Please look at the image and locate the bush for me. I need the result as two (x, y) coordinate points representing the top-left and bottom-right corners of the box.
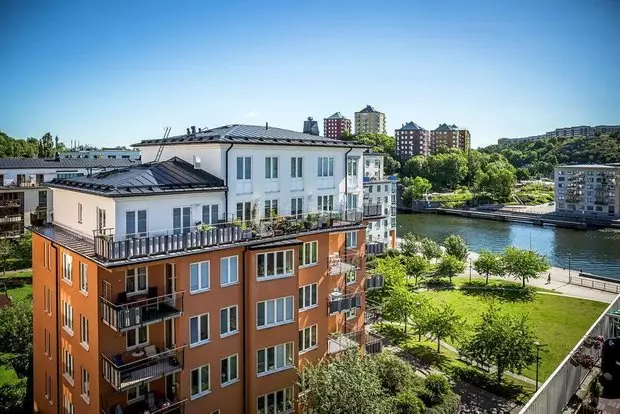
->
(421, 374), (451, 406)
(384, 248), (402, 258)
(393, 390), (426, 414)
(375, 351), (421, 396)
(447, 364), (527, 400)
(425, 392), (461, 414)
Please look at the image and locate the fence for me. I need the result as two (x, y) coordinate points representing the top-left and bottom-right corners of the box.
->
(520, 294), (620, 414)
(569, 274), (620, 294)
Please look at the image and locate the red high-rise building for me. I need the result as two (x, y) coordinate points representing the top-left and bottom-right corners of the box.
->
(323, 112), (352, 138)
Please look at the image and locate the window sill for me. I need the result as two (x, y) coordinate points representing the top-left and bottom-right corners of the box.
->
(299, 304), (318, 313)
(189, 339), (211, 349)
(80, 394), (90, 405)
(257, 273), (293, 282)
(299, 263), (318, 270)
(63, 373), (74, 387)
(61, 278), (73, 287)
(299, 345), (318, 355)
(126, 290), (148, 298)
(80, 342), (89, 352)
(79, 289), (88, 297)
(220, 330), (239, 339)
(257, 320), (295, 330)
(190, 288), (211, 295)
(220, 281), (239, 288)
(190, 390), (212, 401)
(257, 365), (294, 378)
(62, 326), (74, 337)
(221, 378), (239, 388)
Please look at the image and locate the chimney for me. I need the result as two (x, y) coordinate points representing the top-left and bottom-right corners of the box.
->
(265, 122), (269, 130)
(186, 128), (191, 135)
(198, 128), (202, 133)
(191, 126), (196, 134)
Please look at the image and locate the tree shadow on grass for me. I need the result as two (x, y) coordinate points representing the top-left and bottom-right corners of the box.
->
(402, 342), (451, 370)
(448, 364), (533, 402)
(459, 280), (535, 302)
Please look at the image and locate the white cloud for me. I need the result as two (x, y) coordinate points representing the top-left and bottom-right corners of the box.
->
(244, 110), (260, 118)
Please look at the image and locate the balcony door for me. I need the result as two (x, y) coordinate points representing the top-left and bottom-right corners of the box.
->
(172, 207), (190, 235)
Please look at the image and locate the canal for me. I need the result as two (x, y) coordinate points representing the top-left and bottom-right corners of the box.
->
(397, 213), (620, 280)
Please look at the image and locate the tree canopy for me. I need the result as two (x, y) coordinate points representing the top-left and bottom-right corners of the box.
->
(436, 255), (466, 283)
(443, 235), (468, 261)
(0, 130), (67, 158)
(473, 250), (504, 284)
(425, 303), (463, 353)
(501, 247), (550, 287)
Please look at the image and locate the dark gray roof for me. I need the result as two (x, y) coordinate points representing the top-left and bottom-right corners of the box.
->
(357, 105), (380, 114)
(0, 157), (138, 170)
(133, 124), (367, 148)
(434, 123), (459, 132)
(397, 122), (426, 131)
(248, 239), (303, 250)
(47, 157), (226, 197)
(325, 112), (347, 120)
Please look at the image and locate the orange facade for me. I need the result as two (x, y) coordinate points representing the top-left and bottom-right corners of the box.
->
(33, 225), (368, 414)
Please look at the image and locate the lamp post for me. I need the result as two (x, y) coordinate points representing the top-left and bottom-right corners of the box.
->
(568, 253), (572, 284)
(469, 257), (472, 282)
(534, 341), (541, 391)
(416, 302), (422, 342)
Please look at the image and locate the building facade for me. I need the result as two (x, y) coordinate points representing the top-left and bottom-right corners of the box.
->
(0, 157), (137, 238)
(429, 123), (470, 154)
(302, 117), (319, 136)
(554, 164), (620, 218)
(59, 149), (141, 160)
(354, 105), (386, 135)
(395, 122), (430, 160)
(32, 125), (385, 414)
(323, 113), (351, 139)
(498, 125), (620, 144)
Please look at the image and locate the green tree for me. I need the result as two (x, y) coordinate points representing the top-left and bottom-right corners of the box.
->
(374, 351), (420, 395)
(421, 238), (442, 262)
(400, 233), (421, 257)
(0, 239), (14, 276)
(436, 255), (466, 283)
(460, 304), (538, 384)
(427, 152), (468, 190)
(38, 132), (55, 158)
(411, 295), (430, 342)
(354, 133), (397, 158)
(383, 285), (417, 333)
(374, 256), (408, 289)
(404, 255), (429, 287)
(516, 168), (530, 182)
(421, 374), (451, 405)
(14, 232), (32, 268)
(501, 247), (550, 287)
(442, 235), (468, 261)
(473, 250), (504, 284)
(0, 299), (33, 378)
(476, 161), (516, 201)
(402, 156), (428, 178)
(393, 390), (426, 414)
(425, 303), (463, 353)
(402, 177), (432, 204)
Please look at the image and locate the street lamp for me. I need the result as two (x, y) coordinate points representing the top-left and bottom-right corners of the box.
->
(534, 341), (541, 391)
(469, 257), (472, 282)
(568, 253), (572, 284)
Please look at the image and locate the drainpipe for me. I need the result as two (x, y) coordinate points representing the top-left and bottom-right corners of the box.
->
(50, 242), (60, 414)
(224, 144), (234, 221)
(242, 247), (248, 414)
(344, 147), (353, 211)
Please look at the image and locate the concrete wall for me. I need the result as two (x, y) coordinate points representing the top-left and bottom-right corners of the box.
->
(52, 188), (115, 238)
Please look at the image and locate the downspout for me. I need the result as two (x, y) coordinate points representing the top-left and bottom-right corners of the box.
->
(344, 147), (353, 210)
(242, 246), (248, 414)
(225, 144), (234, 221)
(50, 243), (60, 414)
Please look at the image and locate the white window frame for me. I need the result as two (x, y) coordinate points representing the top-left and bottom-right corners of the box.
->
(190, 261), (210, 293)
(189, 313), (210, 348)
(220, 354), (238, 387)
(346, 231), (357, 248)
(346, 270), (356, 285)
(220, 305), (238, 338)
(220, 256), (239, 286)
(291, 157), (303, 178)
(347, 157), (358, 177)
(264, 199), (279, 217)
(291, 197), (303, 217)
(62, 301), (73, 335)
(81, 367), (90, 404)
(265, 156), (279, 179)
(257, 387), (293, 414)
(317, 195), (334, 212)
(256, 250), (294, 280)
(300, 241), (318, 267)
(298, 283), (318, 311)
(127, 383), (149, 404)
(125, 267), (148, 296)
(299, 324), (318, 353)
(317, 157), (334, 177)
(126, 326), (149, 350)
(256, 296), (294, 329)
(125, 209), (147, 237)
(256, 342), (294, 376)
(77, 203), (82, 224)
(63, 394), (74, 414)
(236, 156), (252, 180)
(79, 262), (88, 295)
(45, 372), (53, 403)
(190, 364), (211, 400)
(62, 253), (72, 284)
(63, 347), (74, 385)
(80, 315), (89, 350)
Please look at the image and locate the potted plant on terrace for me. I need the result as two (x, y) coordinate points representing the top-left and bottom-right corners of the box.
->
(197, 223), (217, 245)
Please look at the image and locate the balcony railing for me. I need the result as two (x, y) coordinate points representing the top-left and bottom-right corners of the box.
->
(327, 330), (384, 355)
(102, 346), (185, 392)
(328, 292), (362, 314)
(0, 215), (23, 224)
(365, 274), (384, 291)
(101, 291), (184, 332)
(366, 242), (385, 257)
(329, 250), (362, 276)
(363, 203), (383, 218)
(93, 210), (363, 262)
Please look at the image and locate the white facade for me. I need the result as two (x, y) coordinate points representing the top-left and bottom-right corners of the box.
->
(60, 149), (141, 160)
(363, 154), (397, 247)
(554, 165), (620, 218)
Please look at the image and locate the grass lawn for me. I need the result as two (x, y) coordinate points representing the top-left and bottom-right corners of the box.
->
(419, 287), (607, 381)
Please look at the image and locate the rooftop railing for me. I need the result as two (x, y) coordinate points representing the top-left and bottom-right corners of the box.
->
(101, 291), (184, 332)
(363, 203), (383, 218)
(93, 209), (363, 262)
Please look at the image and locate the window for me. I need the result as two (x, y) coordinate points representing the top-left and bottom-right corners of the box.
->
(191, 364), (211, 399)
(257, 296), (294, 328)
(190, 313), (210, 347)
(369, 185), (373, 193)
(346, 231), (357, 248)
(44, 243), (50, 269)
(43, 286), (51, 314)
(291, 157), (303, 178)
(173, 206), (191, 234)
(77, 203), (83, 223)
(265, 157), (279, 179)
(347, 158), (358, 177)
(300, 241), (318, 266)
(45, 372), (53, 403)
(126, 326), (148, 349)
(299, 283), (318, 311)
(256, 250), (294, 280)
(80, 315), (89, 348)
(39, 190), (47, 207)
(264, 199), (278, 217)
(299, 325), (318, 353)
(220, 256), (238, 286)
(125, 210), (147, 237)
(345, 307), (357, 320)
(220, 306), (238, 337)
(127, 384), (148, 404)
(81, 367), (90, 403)
(126, 267), (147, 295)
(236, 201), (251, 221)
(291, 197), (303, 218)
(221, 354), (238, 386)
(63, 394), (74, 414)
(257, 387), (294, 414)
(63, 347), (74, 383)
(96, 207), (106, 230)
(79, 262), (88, 294)
(317, 157), (334, 177)
(62, 301), (73, 334)
(317, 195), (333, 212)
(236, 156), (252, 179)
(62, 253), (73, 283)
(202, 204), (219, 225)
(346, 270), (356, 284)
(190, 261), (210, 293)
(257, 342), (294, 375)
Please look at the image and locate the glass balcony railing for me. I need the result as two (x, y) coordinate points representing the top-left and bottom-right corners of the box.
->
(366, 241), (385, 257)
(363, 203), (383, 218)
(101, 291), (184, 332)
(327, 330), (383, 355)
(329, 250), (362, 276)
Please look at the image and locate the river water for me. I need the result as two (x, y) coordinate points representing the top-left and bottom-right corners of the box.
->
(397, 213), (620, 280)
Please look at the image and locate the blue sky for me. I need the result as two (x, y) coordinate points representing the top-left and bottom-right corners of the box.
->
(1, 0), (619, 148)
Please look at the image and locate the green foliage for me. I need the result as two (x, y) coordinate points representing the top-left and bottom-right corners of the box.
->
(425, 303), (463, 353)
(383, 285), (418, 333)
(516, 168), (530, 181)
(374, 351), (421, 395)
(473, 250), (504, 284)
(425, 392), (461, 414)
(0, 131), (67, 159)
(421, 374), (451, 405)
(516, 182), (555, 205)
(0, 300), (33, 379)
(0, 240), (13, 275)
(475, 160), (516, 201)
(400, 233), (421, 257)
(0, 382), (26, 412)
(38, 132), (55, 158)
(421, 238), (443, 261)
(374, 256), (408, 289)
(442, 235), (468, 261)
(436, 255), (466, 283)
(405, 255), (430, 286)
(460, 304), (538, 383)
(501, 247), (550, 287)
(402, 176), (432, 204)
(393, 390), (426, 414)
(354, 133), (400, 174)
(426, 151), (468, 190)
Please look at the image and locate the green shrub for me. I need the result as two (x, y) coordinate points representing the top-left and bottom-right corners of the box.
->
(425, 392), (461, 414)
(422, 374), (451, 405)
(393, 390), (426, 414)
(374, 351), (421, 396)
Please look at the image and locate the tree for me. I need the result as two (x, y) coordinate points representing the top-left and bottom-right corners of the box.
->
(38, 132), (55, 158)
(436, 255), (466, 283)
(383, 285), (417, 333)
(411, 295), (430, 342)
(460, 304), (538, 384)
(393, 390), (426, 414)
(473, 250), (504, 284)
(374, 351), (420, 395)
(402, 156), (428, 178)
(442, 235), (468, 261)
(0, 239), (13, 276)
(14, 232), (32, 268)
(384, 156), (401, 175)
(299, 351), (393, 414)
(421, 374), (451, 406)
(400, 233), (421, 257)
(421, 238), (442, 262)
(476, 161), (516, 201)
(404, 255), (429, 287)
(402, 177), (432, 204)
(425, 303), (463, 353)
(0, 299), (33, 378)
(516, 168), (530, 182)
(374, 256), (408, 290)
(501, 247), (550, 287)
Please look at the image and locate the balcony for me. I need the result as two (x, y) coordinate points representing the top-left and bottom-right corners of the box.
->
(93, 210), (363, 262)
(101, 291), (184, 332)
(329, 250), (362, 276)
(328, 330), (384, 355)
(0, 215), (23, 224)
(102, 346), (185, 392)
(363, 203), (383, 218)
(328, 292), (362, 314)
(366, 241), (385, 257)
(365, 274), (384, 291)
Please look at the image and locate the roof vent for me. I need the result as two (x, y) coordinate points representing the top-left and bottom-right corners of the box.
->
(186, 128), (191, 135)
(265, 122), (269, 130)
(193, 156), (201, 169)
(191, 126), (196, 135)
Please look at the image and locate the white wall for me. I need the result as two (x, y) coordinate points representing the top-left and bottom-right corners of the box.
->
(0, 167), (114, 186)
(52, 188), (116, 238)
(139, 144), (226, 178)
(363, 155), (384, 180)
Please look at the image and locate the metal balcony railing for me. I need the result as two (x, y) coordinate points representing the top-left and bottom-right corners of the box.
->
(101, 291), (184, 332)
(365, 274), (384, 291)
(327, 330), (383, 355)
(0, 215), (23, 224)
(328, 250), (362, 276)
(328, 292), (362, 315)
(366, 242), (385, 257)
(363, 203), (383, 218)
(102, 346), (185, 392)
(93, 210), (363, 261)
